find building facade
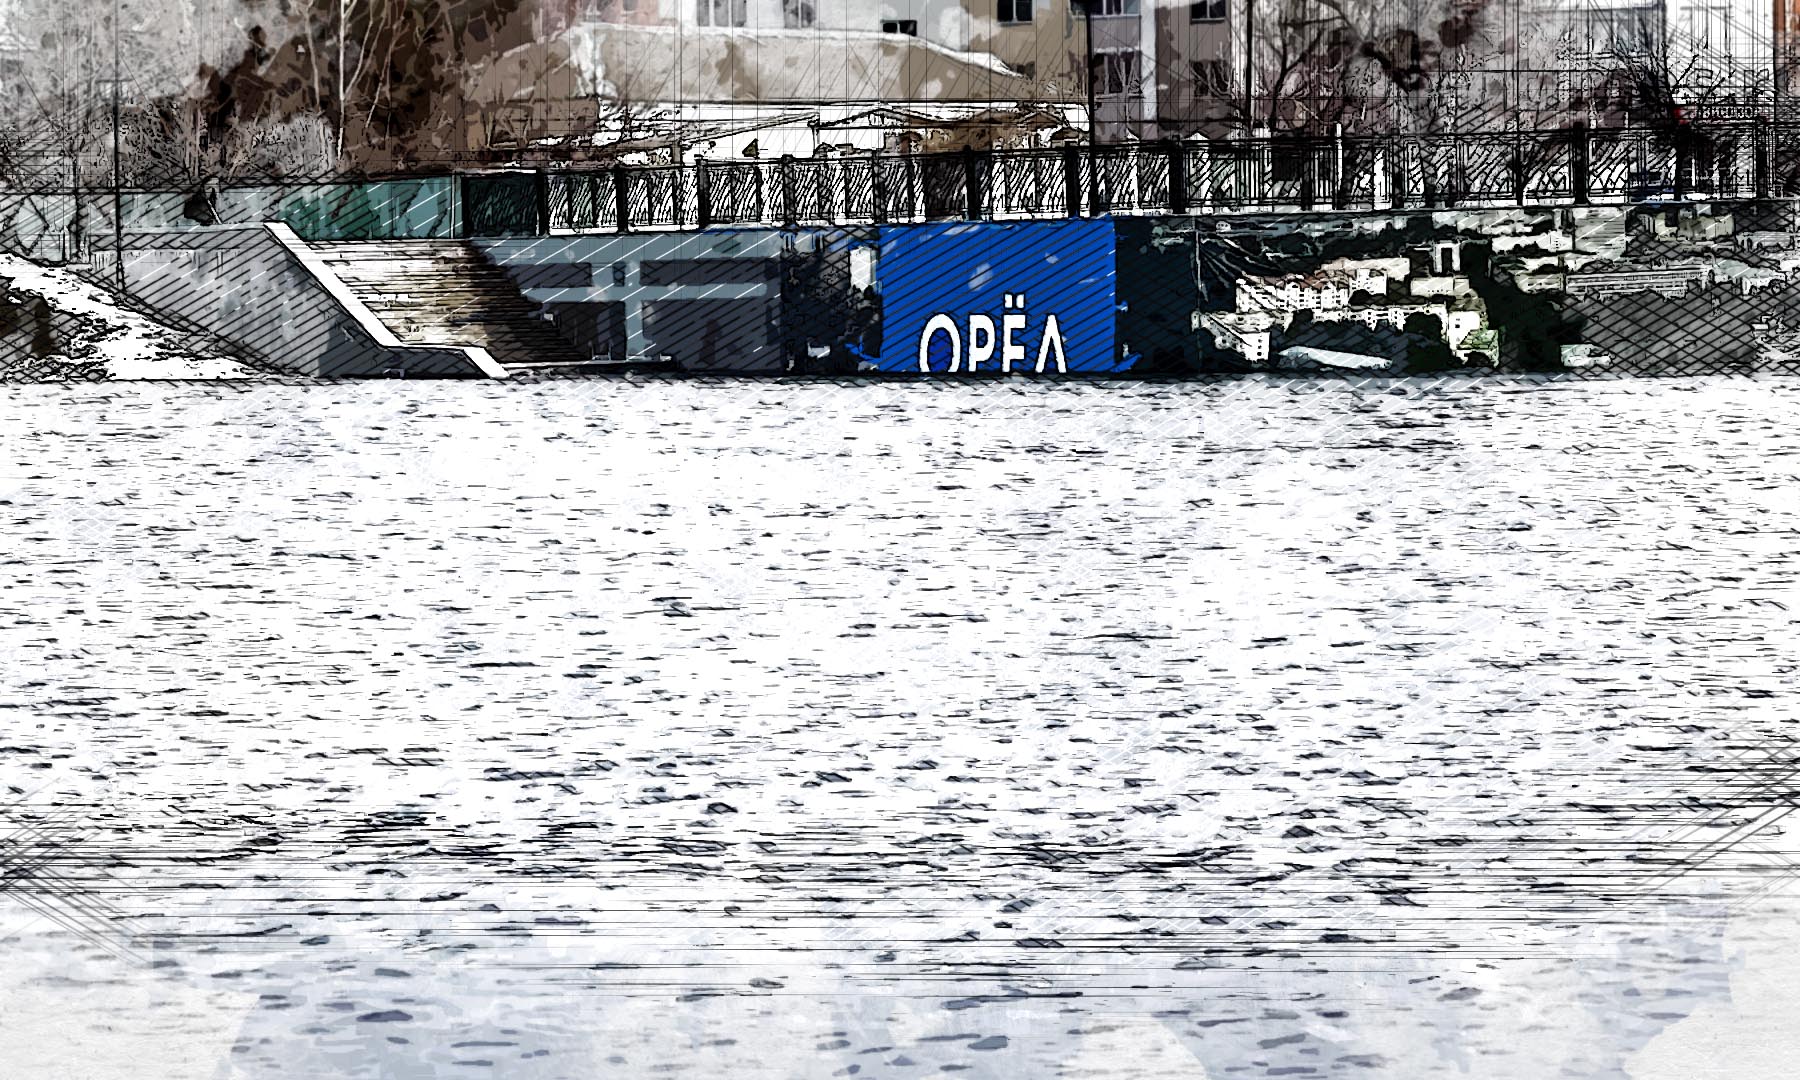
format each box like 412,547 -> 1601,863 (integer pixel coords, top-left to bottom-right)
1156,0 -> 1235,137
479,0 -> 1792,155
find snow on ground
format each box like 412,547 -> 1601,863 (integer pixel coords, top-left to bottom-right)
0,253 -> 258,380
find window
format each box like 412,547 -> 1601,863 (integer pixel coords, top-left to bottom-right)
998,0 -> 1034,22
1189,0 -> 1225,21
1190,59 -> 1229,97
1096,0 -> 1136,15
1693,4 -> 1729,51
783,0 -> 815,26
1586,5 -> 1659,56
1097,49 -> 1139,96
881,18 -> 918,34
697,0 -> 746,26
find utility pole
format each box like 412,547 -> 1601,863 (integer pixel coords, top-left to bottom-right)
112,0 -> 124,292
1082,0 -> 1097,147
338,0 -> 347,168
1244,0 -> 1254,135
1777,0 -> 1789,198
1777,0 -> 1786,128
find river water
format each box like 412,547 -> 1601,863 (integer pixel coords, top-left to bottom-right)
1,375 -> 1796,1079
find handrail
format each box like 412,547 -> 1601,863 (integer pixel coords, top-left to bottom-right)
476,123 -> 1778,235
10,121 -> 1784,243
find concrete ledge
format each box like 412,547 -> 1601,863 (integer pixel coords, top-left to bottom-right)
99,223 -> 505,378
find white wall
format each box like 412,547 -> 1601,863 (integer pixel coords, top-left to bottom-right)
666,0 -> 979,51
1667,0 -> 1775,76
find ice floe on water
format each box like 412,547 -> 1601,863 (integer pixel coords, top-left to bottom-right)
0,253 -> 258,381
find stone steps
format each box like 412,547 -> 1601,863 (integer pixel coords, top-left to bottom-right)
309,239 -> 592,372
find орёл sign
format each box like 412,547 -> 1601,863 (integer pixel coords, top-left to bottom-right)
870,219 -> 1122,374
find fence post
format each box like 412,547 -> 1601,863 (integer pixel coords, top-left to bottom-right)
1571,121 -> 1591,205
904,153 -> 921,221
1167,139 -> 1189,215
1672,131 -> 1688,200
534,169 -> 551,234
1773,128 -> 1790,199
1332,123 -> 1347,209
1193,140 -> 1212,211
1445,138 -> 1462,208
962,146 -> 983,221
612,163 -> 631,233
1299,139 -> 1316,211
871,151 -> 889,224
1088,143 -> 1105,215
1389,141 -> 1407,210
822,151 -> 842,224
779,155 -> 798,226
696,158 -> 713,230
1063,143 -> 1083,217
1755,124 -> 1771,200
1422,140 -> 1440,208
1259,136 -> 1273,211
1511,134 -> 1527,206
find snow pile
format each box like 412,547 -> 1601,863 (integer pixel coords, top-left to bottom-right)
0,253 -> 258,381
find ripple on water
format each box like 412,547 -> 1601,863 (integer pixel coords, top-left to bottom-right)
1,376 -> 1795,1079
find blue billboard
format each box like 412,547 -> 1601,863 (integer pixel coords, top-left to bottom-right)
869,218 -> 1122,374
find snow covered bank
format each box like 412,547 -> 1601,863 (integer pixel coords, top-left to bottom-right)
0,254 -> 259,381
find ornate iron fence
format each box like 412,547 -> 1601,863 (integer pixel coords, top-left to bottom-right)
40,123 -> 1788,245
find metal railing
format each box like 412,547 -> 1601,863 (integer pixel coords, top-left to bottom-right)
495,122 -> 1788,236
4,123 -> 1786,255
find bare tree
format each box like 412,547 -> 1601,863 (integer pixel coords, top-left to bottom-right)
1232,0 -> 1564,137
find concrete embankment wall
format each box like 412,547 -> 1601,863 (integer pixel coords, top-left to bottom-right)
465,207 -> 1648,375
89,224 -> 496,378
63,199 -> 1791,377
475,230 -> 860,372
0,181 -> 459,264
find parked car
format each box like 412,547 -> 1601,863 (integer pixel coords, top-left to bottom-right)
1627,170 -> 1679,203
1627,169 -> 1713,204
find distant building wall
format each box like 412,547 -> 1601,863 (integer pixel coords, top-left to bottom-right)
520,21 -> 1037,108
968,0 -> 1090,104
1155,0 -> 1234,138
581,0 -> 1087,117
1082,4 -> 1149,139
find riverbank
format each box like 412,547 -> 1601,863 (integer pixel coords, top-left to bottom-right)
8,202 -> 1800,381
468,204 -> 1800,377
0,254 -> 259,382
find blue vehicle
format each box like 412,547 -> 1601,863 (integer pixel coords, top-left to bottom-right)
1627,170 -> 1680,204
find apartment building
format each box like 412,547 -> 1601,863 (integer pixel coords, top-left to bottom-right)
1505,0 -> 1776,125
573,0 -> 1088,105
1155,0 -> 1235,137
1661,0 -> 1775,123
495,0 -> 1794,152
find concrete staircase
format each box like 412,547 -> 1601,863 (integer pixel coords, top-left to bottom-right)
307,240 -> 593,374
